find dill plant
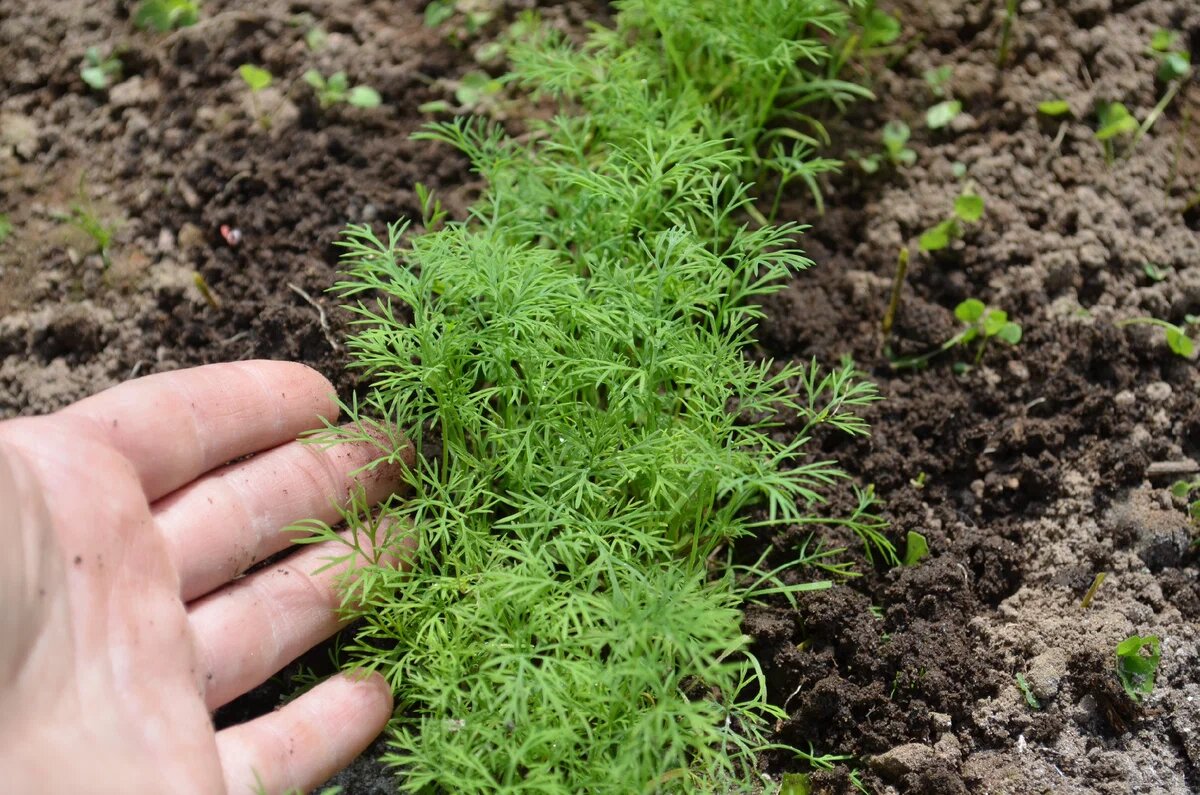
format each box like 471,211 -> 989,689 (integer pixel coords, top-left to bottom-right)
301,2 -> 880,791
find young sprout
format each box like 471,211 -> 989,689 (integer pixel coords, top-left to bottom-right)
858,4 -> 902,50
953,298 -> 1023,363
1015,673 -> 1040,710
890,298 -> 1021,370
882,120 -> 916,166
237,64 -> 274,129
133,0 -> 200,32
919,188 -> 984,252
1037,99 -> 1071,117
1169,480 -> 1200,526
303,70 -> 382,109
1116,316 -> 1195,357
454,70 -> 504,110
923,65 -> 953,97
1094,101 -> 1137,162
926,99 -> 962,130
1148,29 -> 1192,83
1115,635 -> 1161,703
856,120 -> 915,173
997,0 -> 1019,67
81,46 -> 122,91
0,213 -> 11,245
902,530 -> 929,566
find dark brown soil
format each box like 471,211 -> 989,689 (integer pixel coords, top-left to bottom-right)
3,1 -> 1199,794
748,0 -> 1200,792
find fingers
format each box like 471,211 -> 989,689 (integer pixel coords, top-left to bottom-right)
154,428 -> 410,602
216,670 -> 393,795
189,522 -> 412,710
57,361 -> 339,501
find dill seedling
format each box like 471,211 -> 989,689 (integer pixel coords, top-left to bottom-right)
303,2 -> 881,791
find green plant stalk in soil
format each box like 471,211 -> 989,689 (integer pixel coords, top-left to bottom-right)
297,1 -> 881,792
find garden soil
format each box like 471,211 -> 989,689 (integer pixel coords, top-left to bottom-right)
2,1 -> 1198,794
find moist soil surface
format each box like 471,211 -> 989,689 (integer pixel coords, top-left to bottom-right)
3,2 -> 1199,794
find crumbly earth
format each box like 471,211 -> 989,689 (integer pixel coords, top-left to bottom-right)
751,0 -> 1200,792
3,1 -> 1198,794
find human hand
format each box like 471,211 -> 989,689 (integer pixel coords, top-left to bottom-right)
0,361 -> 408,794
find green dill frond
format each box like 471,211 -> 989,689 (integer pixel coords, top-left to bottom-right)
316,1 -> 884,791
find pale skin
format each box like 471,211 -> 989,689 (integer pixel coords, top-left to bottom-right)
0,361 -> 409,794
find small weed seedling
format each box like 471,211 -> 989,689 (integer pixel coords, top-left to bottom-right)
134,0 -> 200,32
0,214 -> 11,245
237,64 -> 274,129
1115,635 -> 1161,703
58,182 -> 118,269
891,298 -> 1022,370
1131,30 -> 1193,150
919,187 -> 985,252
1148,29 -> 1192,84
1117,316 -> 1196,357
1143,262 -> 1170,282
951,298 -> 1022,363
902,530 -> 929,566
1169,479 -> 1200,526
454,70 -> 504,111
1015,673 -> 1041,709
857,120 -> 916,173
857,2 -> 902,51
997,0 -> 1019,67
1037,99 -> 1071,117
923,66 -> 961,130
1095,101 -> 1137,163
81,46 -> 122,91
302,70 -> 381,109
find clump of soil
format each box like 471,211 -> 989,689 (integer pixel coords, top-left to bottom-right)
751,0 -> 1200,791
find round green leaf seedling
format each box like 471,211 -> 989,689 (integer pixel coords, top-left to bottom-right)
954,192 -> 984,223
1095,102 -> 1137,140
919,219 -> 957,252
1115,635 -> 1161,702
1158,52 -> 1192,82
1165,327 -> 1194,357
996,322 -> 1022,345
926,99 -> 962,130
238,64 -> 273,92
862,8 -> 901,48
348,86 -> 382,108
955,298 -> 986,323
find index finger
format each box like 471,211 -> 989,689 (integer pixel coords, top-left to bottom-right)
57,360 -> 340,501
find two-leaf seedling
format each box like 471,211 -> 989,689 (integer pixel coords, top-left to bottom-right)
1149,29 -> 1192,84
1094,30 -> 1193,162
238,64 -> 274,129
891,298 -> 1022,371
1115,635 -> 1161,703
303,70 -> 382,109
81,47 -> 122,91
1117,316 -> 1197,358
924,66 -> 962,130
857,120 -> 916,173
919,188 -> 984,252
134,0 -> 200,32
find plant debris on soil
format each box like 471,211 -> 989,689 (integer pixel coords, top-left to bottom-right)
3,1 -> 1199,794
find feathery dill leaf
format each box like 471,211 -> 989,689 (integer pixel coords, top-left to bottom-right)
298,1 -> 884,791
